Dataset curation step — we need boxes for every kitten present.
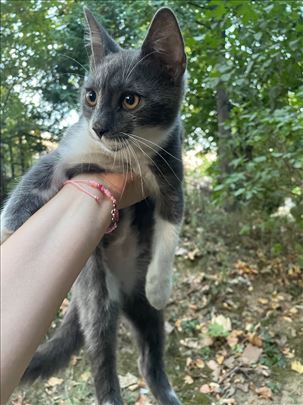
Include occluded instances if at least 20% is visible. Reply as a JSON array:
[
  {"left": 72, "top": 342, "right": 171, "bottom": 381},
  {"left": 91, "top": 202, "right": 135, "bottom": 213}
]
[{"left": 1, "top": 7, "right": 186, "bottom": 405}]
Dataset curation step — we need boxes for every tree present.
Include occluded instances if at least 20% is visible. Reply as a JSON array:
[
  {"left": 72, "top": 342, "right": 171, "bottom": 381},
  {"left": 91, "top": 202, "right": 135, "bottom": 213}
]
[{"left": 1, "top": 0, "right": 302, "bottom": 220}]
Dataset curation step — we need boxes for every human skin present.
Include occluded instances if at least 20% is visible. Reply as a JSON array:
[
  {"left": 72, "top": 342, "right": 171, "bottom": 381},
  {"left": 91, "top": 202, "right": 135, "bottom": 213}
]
[{"left": 0, "top": 172, "right": 145, "bottom": 404}]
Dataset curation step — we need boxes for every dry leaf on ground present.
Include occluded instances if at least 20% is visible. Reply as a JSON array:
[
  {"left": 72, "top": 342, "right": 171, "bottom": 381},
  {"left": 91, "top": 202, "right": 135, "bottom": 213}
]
[
  {"left": 184, "top": 375, "right": 194, "bottom": 384},
  {"left": 256, "top": 386, "right": 273, "bottom": 400},
  {"left": 80, "top": 371, "right": 90, "bottom": 382},
  {"left": 119, "top": 372, "right": 138, "bottom": 389},
  {"left": 59, "top": 298, "right": 69, "bottom": 315},
  {"left": 211, "top": 314, "right": 232, "bottom": 333},
  {"left": 46, "top": 377, "right": 64, "bottom": 387},
  {"left": 247, "top": 332, "right": 263, "bottom": 348},
  {"left": 200, "top": 384, "right": 212, "bottom": 394},
  {"left": 187, "top": 247, "right": 201, "bottom": 261},
  {"left": 291, "top": 360, "right": 303, "bottom": 374},
  {"left": 241, "top": 344, "right": 262, "bottom": 364},
  {"left": 135, "top": 394, "right": 152, "bottom": 405}
]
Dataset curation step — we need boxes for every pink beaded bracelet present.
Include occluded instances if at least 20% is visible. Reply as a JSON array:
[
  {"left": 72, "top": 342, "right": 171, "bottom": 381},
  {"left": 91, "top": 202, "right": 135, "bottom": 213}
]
[{"left": 64, "top": 179, "right": 119, "bottom": 234}]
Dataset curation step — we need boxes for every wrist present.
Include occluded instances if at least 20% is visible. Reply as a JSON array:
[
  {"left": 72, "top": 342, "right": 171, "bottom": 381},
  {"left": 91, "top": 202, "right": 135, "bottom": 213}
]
[
  {"left": 73, "top": 173, "right": 127, "bottom": 202},
  {"left": 64, "top": 176, "right": 119, "bottom": 233},
  {"left": 61, "top": 184, "right": 113, "bottom": 240}
]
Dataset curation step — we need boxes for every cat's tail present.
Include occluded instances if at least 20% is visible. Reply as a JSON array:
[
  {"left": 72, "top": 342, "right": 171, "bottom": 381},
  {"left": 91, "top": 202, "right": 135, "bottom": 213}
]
[{"left": 21, "top": 301, "right": 83, "bottom": 383}]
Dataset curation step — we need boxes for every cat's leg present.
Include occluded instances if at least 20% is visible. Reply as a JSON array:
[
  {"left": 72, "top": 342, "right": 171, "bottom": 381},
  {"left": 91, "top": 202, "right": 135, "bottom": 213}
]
[
  {"left": 0, "top": 151, "right": 61, "bottom": 244},
  {"left": 76, "top": 255, "right": 123, "bottom": 405},
  {"left": 145, "top": 216, "right": 180, "bottom": 310},
  {"left": 123, "top": 292, "right": 182, "bottom": 405}
]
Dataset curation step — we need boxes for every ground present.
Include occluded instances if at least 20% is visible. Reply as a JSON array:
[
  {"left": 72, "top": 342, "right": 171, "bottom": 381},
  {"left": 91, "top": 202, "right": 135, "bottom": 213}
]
[{"left": 9, "top": 193, "right": 303, "bottom": 405}]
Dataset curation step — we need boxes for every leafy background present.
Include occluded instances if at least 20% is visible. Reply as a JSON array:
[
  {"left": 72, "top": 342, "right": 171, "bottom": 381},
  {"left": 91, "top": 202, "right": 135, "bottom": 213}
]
[
  {"left": 1, "top": 0, "right": 302, "bottom": 218},
  {"left": 1, "top": 1, "right": 303, "bottom": 404}
]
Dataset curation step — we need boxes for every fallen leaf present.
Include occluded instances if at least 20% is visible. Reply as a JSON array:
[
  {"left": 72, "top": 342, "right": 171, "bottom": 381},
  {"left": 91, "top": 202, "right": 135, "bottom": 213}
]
[
  {"left": 46, "top": 377, "right": 64, "bottom": 387},
  {"left": 237, "top": 383, "right": 249, "bottom": 393},
  {"left": 227, "top": 334, "right": 238, "bottom": 348},
  {"left": 165, "top": 321, "right": 174, "bottom": 334},
  {"left": 224, "top": 356, "right": 235, "bottom": 369},
  {"left": 207, "top": 360, "right": 221, "bottom": 380},
  {"left": 180, "top": 338, "right": 200, "bottom": 349},
  {"left": 247, "top": 333, "right": 263, "bottom": 348},
  {"left": 207, "top": 359, "right": 219, "bottom": 371},
  {"left": 11, "top": 396, "right": 31, "bottom": 405},
  {"left": 70, "top": 355, "right": 79, "bottom": 367},
  {"left": 256, "top": 386, "right": 273, "bottom": 400},
  {"left": 187, "top": 357, "right": 205, "bottom": 370},
  {"left": 200, "top": 335, "right": 214, "bottom": 347},
  {"left": 221, "top": 399, "right": 236, "bottom": 405},
  {"left": 135, "top": 394, "right": 152, "bottom": 405},
  {"left": 119, "top": 372, "right": 138, "bottom": 389},
  {"left": 216, "top": 354, "right": 225, "bottom": 365},
  {"left": 291, "top": 360, "right": 303, "bottom": 374},
  {"left": 200, "top": 384, "right": 212, "bottom": 394},
  {"left": 175, "top": 247, "right": 188, "bottom": 256},
  {"left": 187, "top": 247, "right": 201, "bottom": 261},
  {"left": 188, "top": 303, "right": 198, "bottom": 311},
  {"left": 175, "top": 319, "right": 182, "bottom": 331},
  {"left": 211, "top": 314, "right": 232, "bottom": 333},
  {"left": 258, "top": 298, "right": 269, "bottom": 305},
  {"left": 80, "top": 371, "right": 90, "bottom": 382},
  {"left": 241, "top": 344, "right": 262, "bottom": 364},
  {"left": 186, "top": 357, "right": 192, "bottom": 367},
  {"left": 234, "top": 260, "right": 258, "bottom": 275},
  {"left": 209, "top": 382, "right": 220, "bottom": 393},
  {"left": 195, "top": 358, "right": 205, "bottom": 369},
  {"left": 184, "top": 375, "right": 194, "bottom": 384},
  {"left": 59, "top": 298, "right": 69, "bottom": 315},
  {"left": 288, "top": 307, "right": 298, "bottom": 315}
]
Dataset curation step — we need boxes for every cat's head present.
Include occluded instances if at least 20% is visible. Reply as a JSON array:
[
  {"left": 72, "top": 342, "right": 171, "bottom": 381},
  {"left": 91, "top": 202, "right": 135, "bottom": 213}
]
[{"left": 81, "top": 7, "right": 186, "bottom": 157}]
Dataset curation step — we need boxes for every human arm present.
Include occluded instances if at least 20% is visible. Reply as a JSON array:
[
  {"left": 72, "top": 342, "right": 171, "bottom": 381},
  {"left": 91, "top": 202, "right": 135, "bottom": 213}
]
[{"left": 0, "top": 172, "right": 144, "bottom": 404}]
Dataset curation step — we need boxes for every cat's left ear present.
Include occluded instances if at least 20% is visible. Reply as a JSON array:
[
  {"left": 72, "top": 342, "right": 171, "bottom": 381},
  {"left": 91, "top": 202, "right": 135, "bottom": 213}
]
[
  {"left": 84, "top": 7, "right": 120, "bottom": 68},
  {"left": 141, "top": 8, "right": 186, "bottom": 81}
]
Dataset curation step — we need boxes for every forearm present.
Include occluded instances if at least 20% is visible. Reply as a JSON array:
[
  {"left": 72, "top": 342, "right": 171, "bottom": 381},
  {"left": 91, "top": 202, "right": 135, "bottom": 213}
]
[{"left": 0, "top": 183, "right": 112, "bottom": 403}]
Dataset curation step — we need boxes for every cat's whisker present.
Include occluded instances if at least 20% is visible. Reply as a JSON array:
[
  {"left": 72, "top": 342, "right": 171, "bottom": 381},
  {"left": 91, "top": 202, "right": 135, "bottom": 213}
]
[
  {"left": 57, "top": 72, "right": 86, "bottom": 79},
  {"left": 59, "top": 54, "right": 88, "bottom": 73},
  {"left": 129, "top": 133, "right": 182, "bottom": 162},
  {"left": 124, "top": 138, "right": 132, "bottom": 171},
  {"left": 111, "top": 141, "right": 118, "bottom": 171},
  {"left": 121, "top": 52, "right": 132, "bottom": 82},
  {"left": 124, "top": 133, "right": 182, "bottom": 184},
  {"left": 125, "top": 134, "right": 174, "bottom": 190},
  {"left": 120, "top": 140, "right": 128, "bottom": 197},
  {"left": 126, "top": 140, "right": 145, "bottom": 198},
  {"left": 121, "top": 139, "right": 131, "bottom": 198},
  {"left": 125, "top": 50, "right": 159, "bottom": 81}
]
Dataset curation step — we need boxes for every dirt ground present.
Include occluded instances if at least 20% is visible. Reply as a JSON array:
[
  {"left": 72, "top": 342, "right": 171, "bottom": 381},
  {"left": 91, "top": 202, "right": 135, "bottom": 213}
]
[{"left": 9, "top": 202, "right": 303, "bottom": 405}]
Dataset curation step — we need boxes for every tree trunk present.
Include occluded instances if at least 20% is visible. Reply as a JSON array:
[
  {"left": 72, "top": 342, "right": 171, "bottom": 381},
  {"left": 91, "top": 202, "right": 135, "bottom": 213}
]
[
  {"left": 8, "top": 140, "right": 15, "bottom": 179},
  {"left": 216, "top": 84, "right": 233, "bottom": 177},
  {"left": 18, "top": 134, "right": 25, "bottom": 175}
]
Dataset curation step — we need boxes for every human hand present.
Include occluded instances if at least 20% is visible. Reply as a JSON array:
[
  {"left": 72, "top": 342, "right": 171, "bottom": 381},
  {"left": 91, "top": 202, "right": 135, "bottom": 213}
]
[{"left": 73, "top": 172, "right": 148, "bottom": 209}]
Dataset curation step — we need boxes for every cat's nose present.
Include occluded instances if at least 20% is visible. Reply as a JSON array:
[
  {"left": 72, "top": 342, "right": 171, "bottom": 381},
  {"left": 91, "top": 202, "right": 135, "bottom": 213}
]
[{"left": 93, "top": 126, "right": 109, "bottom": 139}]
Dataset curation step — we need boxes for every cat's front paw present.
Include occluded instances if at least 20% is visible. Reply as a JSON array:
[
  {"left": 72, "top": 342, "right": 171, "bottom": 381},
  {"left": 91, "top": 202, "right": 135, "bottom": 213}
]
[{"left": 145, "top": 271, "right": 172, "bottom": 310}]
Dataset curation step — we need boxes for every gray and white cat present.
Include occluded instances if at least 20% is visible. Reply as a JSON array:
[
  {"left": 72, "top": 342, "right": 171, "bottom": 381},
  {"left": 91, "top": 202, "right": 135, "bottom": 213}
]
[{"left": 1, "top": 7, "right": 186, "bottom": 405}]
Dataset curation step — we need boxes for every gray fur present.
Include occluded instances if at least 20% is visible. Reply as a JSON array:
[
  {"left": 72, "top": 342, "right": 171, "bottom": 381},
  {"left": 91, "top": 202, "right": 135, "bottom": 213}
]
[{"left": 2, "top": 8, "right": 185, "bottom": 404}]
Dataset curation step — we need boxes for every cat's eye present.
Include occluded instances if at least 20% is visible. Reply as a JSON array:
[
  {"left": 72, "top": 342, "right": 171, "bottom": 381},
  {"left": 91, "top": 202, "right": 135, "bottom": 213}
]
[
  {"left": 122, "top": 94, "right": 140, "bottom": 110},
  {"left": 85, "top": 90, "right": 97, "bottom": 107}
]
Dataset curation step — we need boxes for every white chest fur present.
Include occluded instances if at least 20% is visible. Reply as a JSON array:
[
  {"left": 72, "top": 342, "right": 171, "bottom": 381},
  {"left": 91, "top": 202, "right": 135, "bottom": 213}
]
[{"left": 103, "top": 211, "right": 140, "bottom": 301}]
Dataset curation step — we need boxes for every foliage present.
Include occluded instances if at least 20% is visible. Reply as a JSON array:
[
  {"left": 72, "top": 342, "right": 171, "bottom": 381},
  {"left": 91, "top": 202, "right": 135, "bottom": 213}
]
[
  {"left": 1, "top": 0, "right": 302, "bottom": 219},
  {"left": 207, "top": 322, "right": 229, "bottom": 338}
]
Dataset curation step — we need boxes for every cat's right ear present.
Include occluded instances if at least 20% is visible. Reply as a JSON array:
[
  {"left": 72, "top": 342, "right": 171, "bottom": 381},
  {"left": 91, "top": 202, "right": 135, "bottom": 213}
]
[{"left": 84, "top": 7, "right": 120, "bottom": 69}]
